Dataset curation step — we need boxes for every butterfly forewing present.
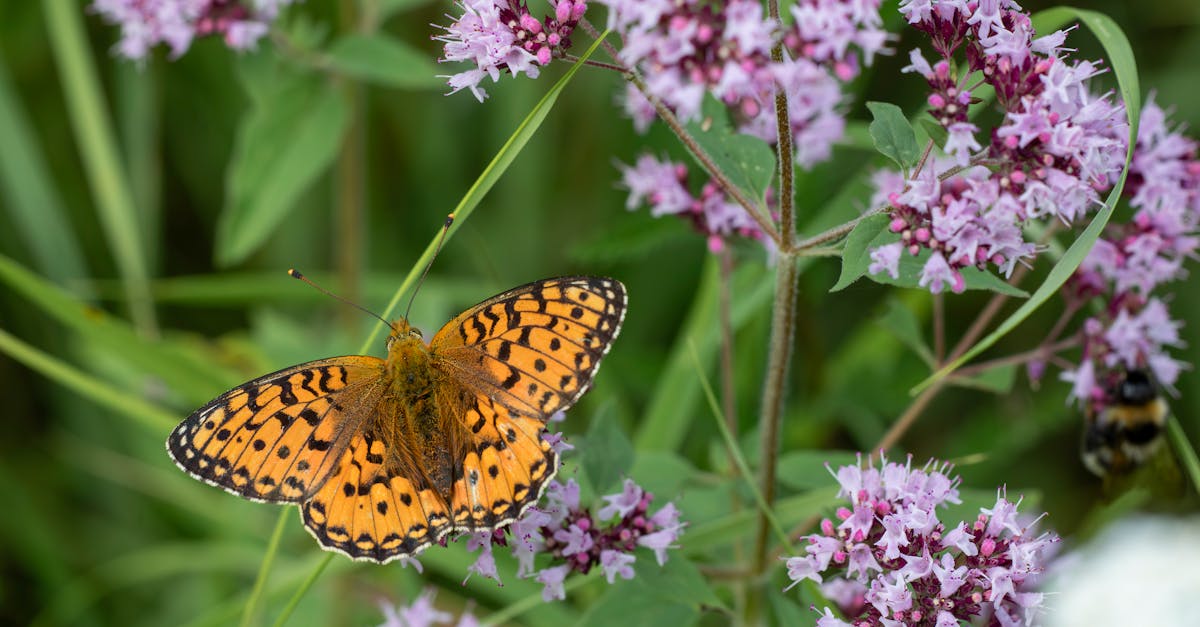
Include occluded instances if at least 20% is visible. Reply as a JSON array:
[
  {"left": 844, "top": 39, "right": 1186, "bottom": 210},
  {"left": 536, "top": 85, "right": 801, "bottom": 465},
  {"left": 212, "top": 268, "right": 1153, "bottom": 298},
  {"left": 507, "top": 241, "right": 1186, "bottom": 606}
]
[
  {"left": 167, "top": 357, "right": 385, "bottom": 502},
  {"left": 430, "top": 276, "right": 627, "bottom": 420}
]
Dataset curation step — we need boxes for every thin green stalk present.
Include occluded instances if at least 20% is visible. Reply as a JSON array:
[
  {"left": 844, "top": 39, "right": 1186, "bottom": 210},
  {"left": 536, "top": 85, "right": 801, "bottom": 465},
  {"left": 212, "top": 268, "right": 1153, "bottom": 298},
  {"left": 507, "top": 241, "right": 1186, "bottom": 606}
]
[
  {"left": 42, "top": 1, "right": 157, "bottom": 336},
  {"left": 753, "top": 252, "right": 800, "bottom": 573},
  {"left": 689, "top": 342, "right": 795, "bottom": 555},
  {"left": 1167, "top": 418, "right": 1200, "bottom": 497},
  {"left": 240, "top": 510, "right": 291, "bottom": 627},
  {"left": 0, "top": 327, "right": 175, "bottom": 432},
  {"left": 269, "top": 553, "right": 334, "bottom": 627}
]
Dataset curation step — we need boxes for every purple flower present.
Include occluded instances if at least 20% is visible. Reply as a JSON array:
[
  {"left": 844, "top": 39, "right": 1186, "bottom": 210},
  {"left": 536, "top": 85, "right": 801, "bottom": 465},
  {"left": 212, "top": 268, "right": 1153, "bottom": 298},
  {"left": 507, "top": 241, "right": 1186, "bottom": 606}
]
[
  {"left": 618, "top": 154, "right": 771, "bottom": 252},
  {"left": 436, "top": 0, "right": 587, "bottom": 101},
  {"left": 92, "top": 0, "right": 294, "bottom": 60},
  {"left": 787, "top": 454, "right": 1059, "bottom": 626},
  {"left": 488, "top": 477, "right": 683, "bottom": 600},
  {"left": 378, "top": 589, "right": 460, "bottom": 627},
  {"left": 598, "top": 479, "right": 645, "bottom": 521},
  {"left": 535, "top": 564, "right": 571, "bottom": 601},
  {"left": 599, "top": 549, "right": 636, "bottom": 583},
  {"left": 602, "top": 0, "right": 886, "bottom": 166},
  {"left": 462, "top": 530, "right": 501, "bottom": 584}
]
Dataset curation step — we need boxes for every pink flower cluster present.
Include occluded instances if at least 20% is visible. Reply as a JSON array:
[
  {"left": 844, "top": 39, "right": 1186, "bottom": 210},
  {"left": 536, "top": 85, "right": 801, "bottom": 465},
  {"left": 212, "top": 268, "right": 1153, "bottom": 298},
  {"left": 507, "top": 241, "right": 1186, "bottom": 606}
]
[
  {"left": 463, "top": 478, "right": 683, "bottom": 601},
  {"left": 868, "top": 0, "right": 1128, "bottom": 293},
  {"left": 600, "top": 0, "right": 887, "bottom": 166},
  {"left": 436, "top": 0, "right": 588, "bottom": 101},
  {"left": 787, "top": 455, "right": 1058, "bottom": 627},
  {"left": 618, "top": 153, "right": 768, "bottom": 252},
  {"left": 1061, "top": 98, "right": 1199, "bottom": 406},
  {"left": 92, "top": 0, "right": 295, "bottom": 59}
]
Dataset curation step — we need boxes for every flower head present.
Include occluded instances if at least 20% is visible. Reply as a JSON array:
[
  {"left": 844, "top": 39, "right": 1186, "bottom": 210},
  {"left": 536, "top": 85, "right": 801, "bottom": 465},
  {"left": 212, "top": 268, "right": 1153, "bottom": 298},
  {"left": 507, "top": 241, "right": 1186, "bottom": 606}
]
[
  {"left": 871, "top": 0, "right": 1128, "bottom": 292},
  {"left": 437, "top": 0, "right": 587, "bottom": 101},
  {"left": 787, "top": 454, "right": 1059, "bottom": 626},
  {"left": 93, "top": 0, "right": 296, "bottom": 59}
]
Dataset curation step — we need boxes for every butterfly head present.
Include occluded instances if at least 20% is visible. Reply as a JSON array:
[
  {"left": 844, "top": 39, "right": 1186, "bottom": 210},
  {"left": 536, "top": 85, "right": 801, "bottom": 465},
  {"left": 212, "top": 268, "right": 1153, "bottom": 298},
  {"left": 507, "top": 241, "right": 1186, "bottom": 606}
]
[{"left": 385, "top": 318, "right": 423, "bottom": 348}]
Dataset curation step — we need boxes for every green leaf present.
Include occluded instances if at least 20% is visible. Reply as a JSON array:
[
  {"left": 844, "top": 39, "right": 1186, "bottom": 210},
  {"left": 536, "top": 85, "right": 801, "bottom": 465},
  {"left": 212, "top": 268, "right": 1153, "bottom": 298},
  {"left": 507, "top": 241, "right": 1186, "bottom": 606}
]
[
  {"left": 918, "top": 118, "right": 949, "bottom": 147},
  {"left": 878, "top": 298, "right": 934, "bottom": 366},
  {"left": 866, "top": 101, "right": 920, "bottom": 170},
  {"left": 579, "top": 558, "right": 723, "bottom": 627},
  {"left": 629, "top": 451, "right": 696, "bottom": 499},
  {"left": 326, "top": 34, "right": 441, "bottom": 89},
  {"left": 685, "top": 96, "right": 776, "bottom": 206},
  {"left": 777, "top": 450, "right": 856, "bottom": 491},
  {"left": 217, "top": 70, "right": 349, "bottom": 266},
  {"left": 582, "top": 403, "right": 635, "bottom": 494},
  {"left": 769, "top": 587, "right": 811, "bottom": 626},
  {"left": 831, "top": 213, "right": 890, "bottom": 291},
  {"left": 914, "top": 8, "right": 1141, "bottom": 393}
]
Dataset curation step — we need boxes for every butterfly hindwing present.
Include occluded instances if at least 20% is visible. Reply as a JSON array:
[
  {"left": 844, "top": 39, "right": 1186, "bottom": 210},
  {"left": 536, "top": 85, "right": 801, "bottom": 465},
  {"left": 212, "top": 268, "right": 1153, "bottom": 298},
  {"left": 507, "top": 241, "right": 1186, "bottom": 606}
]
[
  {"left": 430, "top": 276, "right": 627, "bottom": 420},
  {"left": 167, "top": 357, "right": 385, "bottom": 502},
  {"left": 301, "top": 428, "right": 454, "bottom": 562},
  {"left": 447, "top": 394, "right": 558, "bottom": 530}
]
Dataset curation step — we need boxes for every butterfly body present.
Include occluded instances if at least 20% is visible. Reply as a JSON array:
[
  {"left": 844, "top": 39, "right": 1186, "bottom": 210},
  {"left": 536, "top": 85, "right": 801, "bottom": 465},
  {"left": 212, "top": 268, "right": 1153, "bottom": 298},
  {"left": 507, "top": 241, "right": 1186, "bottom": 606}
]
[{"left": 168, "top": 276, "right": 626, "bottom": 563}]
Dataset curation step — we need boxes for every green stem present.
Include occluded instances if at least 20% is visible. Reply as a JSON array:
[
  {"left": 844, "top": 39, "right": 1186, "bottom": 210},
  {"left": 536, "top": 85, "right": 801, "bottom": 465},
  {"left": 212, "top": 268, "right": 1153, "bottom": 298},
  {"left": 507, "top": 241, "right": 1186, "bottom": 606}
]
[
  {"left": 240, "top": 510, "right": 290, "bottom": 627},
  {"left": 752, "top": 251, "right": 800, "bottom": 573},
  {"left": 42, "top": 1, "right": 158, "bottom": 337},
  {"left": 269, "top": 553, "right": 333, "bottom": 627}
]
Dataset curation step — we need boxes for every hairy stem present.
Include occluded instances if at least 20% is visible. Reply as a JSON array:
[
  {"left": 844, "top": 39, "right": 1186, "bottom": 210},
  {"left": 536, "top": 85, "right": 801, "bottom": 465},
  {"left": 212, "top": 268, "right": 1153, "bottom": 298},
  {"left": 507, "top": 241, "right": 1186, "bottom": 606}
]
[
  {"left": 753, "top": 252, "right": 800, "bottom": 573},
  {"left": 768, "top": 0, "right": 795, "bottom": 248}
]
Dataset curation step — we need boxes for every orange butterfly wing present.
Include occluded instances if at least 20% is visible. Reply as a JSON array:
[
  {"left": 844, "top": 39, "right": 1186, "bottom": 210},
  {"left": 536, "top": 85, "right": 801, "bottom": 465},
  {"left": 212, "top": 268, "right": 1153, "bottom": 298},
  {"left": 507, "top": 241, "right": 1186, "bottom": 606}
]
[
  {"left": 167, "top": 357, "right": 385, "bottom": 502},
  {"left": 300, "top": 428, "right": 455, "bottom": 563},
  {"left": 430, "top": 276, "right": 627, "bottom": 530}
]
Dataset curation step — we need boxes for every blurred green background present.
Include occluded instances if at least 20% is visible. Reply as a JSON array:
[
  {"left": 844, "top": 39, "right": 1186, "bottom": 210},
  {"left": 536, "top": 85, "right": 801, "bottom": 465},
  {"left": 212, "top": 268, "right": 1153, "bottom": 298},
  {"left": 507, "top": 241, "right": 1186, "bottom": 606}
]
[{"left": 1, "top": 1, "right": 1199, "bottom": 625}]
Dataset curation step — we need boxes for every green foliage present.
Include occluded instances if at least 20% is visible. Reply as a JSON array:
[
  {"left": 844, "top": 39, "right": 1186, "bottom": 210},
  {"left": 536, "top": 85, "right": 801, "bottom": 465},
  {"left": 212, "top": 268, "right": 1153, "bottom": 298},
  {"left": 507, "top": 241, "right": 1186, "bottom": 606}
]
[
  {"left": 325, "top": 35, "right": 443, "bottom": 89},
  {"left": 866, "top": 101, "right": 921, "bottom": 171},
  {"left": 685, "top": 96, "right": 776, "bottom": 209}
]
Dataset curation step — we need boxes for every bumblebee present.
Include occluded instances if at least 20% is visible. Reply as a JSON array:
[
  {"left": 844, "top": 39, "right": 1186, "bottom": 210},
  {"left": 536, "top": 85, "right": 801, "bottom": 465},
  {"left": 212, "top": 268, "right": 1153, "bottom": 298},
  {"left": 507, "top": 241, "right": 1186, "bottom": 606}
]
[{"left": 1081, "top": 369, "right": 1169, "bottom": 477}]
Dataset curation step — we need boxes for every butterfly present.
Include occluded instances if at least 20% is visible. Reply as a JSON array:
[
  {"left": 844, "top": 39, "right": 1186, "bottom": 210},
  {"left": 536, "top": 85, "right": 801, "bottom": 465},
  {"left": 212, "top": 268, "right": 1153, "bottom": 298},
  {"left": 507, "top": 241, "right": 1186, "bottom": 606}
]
[{"left": 167, "top": 276, "right": 626, "bottom": 563}]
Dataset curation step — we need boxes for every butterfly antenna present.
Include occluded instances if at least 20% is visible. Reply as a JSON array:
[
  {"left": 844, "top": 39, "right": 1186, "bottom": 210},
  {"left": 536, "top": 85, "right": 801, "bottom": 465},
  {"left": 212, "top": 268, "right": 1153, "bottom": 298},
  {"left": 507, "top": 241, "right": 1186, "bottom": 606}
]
[
  {"left": 288, "top": 269, "right": 394, "bottom": 331},
  {"left": 404, "top": 214, "right": 455, "bottom": 321}
]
